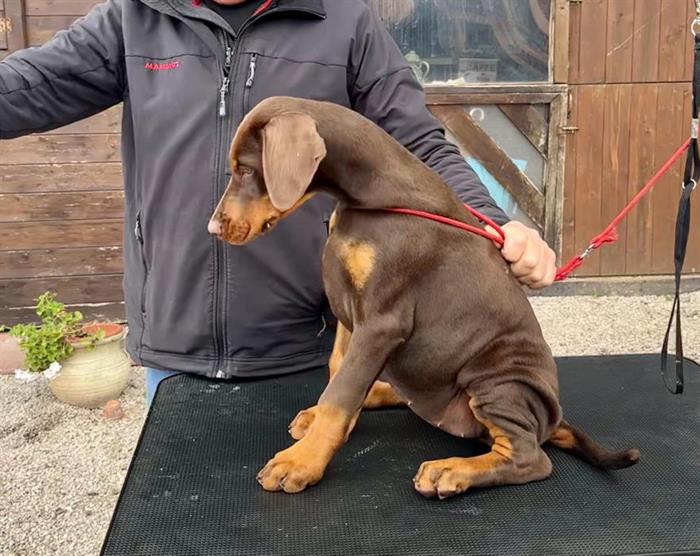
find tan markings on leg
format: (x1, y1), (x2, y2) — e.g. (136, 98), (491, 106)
(328, 209), (338, 233)
(329, 322), (351, 380)
(478, 419), (514, 461)
(289, 404), (360, 442)
(413, 395), (552, 499)
(549, 425), (575, 449)
(414, 452), (511, 499)
(338, 240), (375, 290)
(289, 323), (351, 441)
(258, 404), (350, 494)
(290, 323), (403, 440)
(363, 380), (405, 409)
(469, 398), (515, 460)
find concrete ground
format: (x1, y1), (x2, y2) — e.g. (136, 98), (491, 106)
(1, 292), (698, 556)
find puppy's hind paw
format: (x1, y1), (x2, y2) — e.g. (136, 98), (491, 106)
(413, 458), (471, 500)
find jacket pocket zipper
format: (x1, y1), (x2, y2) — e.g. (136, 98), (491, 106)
(245, 54), (257, 87)
(243, 53), (257, 114)
(135, 211), (149, 316)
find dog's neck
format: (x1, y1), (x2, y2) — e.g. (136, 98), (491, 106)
(242, 98), (472, 219)
(310, 108), (467, 218)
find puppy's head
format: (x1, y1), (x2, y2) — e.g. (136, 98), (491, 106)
(208, 111), (326, 245)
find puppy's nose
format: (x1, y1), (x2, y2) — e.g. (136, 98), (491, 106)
(208, 217), (223, 236)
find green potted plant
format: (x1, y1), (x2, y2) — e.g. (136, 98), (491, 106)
(6, 291), (131, 408)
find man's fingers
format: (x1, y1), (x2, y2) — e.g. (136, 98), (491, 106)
(524, 246), (557, 289)
(500, 226), (528, 263)
(510, 230), (543, 277)
(486, 221), (557, 289)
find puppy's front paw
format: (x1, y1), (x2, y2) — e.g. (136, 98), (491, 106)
(413, 458), (471, 500)
(288, 406), (317, 440)
(257, 446), (324, 494)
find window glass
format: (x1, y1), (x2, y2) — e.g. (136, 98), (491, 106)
(448, 126), (539, 229)
(468, 105), (545, 191)
(367, 0), (552, 85)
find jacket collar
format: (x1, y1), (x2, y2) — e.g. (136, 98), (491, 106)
(138, 0), (326, 64)
(153, 0), (326, 20)
(273, 0), (325, 18)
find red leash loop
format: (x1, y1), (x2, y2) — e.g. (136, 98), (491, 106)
(384, 206), (506, 244)
(384, 137), (690, 283)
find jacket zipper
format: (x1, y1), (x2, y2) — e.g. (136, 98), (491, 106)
(214, 24), (257, 376)
(213, 33), (233, 377)
(218, 44), (233, 117)
(212, 11), (281, 376)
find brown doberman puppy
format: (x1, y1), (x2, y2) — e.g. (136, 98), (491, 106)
(207, 96), (639, 499)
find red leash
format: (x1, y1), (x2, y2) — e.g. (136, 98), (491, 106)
(385, 204), (506, 244)
(385, 138), (691, 282)
(554, 138), (691, 281)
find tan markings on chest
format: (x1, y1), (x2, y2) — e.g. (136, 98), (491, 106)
(338, 240), (376, 290)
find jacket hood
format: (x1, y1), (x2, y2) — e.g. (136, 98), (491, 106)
(140, 0), (326, 20)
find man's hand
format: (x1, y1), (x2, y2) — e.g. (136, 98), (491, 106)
(485, 220), (556, 289)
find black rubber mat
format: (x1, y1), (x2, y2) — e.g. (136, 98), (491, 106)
(102, 354), (700, 556)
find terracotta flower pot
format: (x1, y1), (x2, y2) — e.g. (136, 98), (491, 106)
(0, 332), (26, 375)
(48, 323), (131, 409)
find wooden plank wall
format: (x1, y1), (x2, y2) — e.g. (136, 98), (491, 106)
(24, 0), (101, 45)
(0, 0), (8, 51)
(1, 0), (27, 61)
(0, 0), (124, 324)
(564, 0), (700, 276)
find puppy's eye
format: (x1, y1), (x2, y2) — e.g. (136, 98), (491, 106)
(262, 218), (277, 232)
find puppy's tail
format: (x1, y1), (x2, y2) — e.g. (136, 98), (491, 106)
(547, 421), (640, 470)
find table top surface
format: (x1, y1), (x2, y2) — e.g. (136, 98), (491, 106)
(102, 354), (700, 556)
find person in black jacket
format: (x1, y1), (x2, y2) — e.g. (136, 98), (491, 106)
(0, 0), (556, 405)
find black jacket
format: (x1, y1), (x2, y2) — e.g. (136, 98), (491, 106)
(0, 0), (508, 378)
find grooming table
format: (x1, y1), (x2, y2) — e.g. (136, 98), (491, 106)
(102, 355), (699, 556)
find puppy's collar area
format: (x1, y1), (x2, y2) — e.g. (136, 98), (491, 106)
(382, 204), (506, 245)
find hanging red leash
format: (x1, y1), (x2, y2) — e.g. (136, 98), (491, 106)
(385, 137), (691, 283)
(554, 138), (691, 281)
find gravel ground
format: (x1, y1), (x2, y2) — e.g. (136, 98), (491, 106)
(1, 292), (698, 556)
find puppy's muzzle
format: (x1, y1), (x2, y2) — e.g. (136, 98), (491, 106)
(208, 215), (251, 243)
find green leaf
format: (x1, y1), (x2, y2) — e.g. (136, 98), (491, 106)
(6, 290), (90, 372)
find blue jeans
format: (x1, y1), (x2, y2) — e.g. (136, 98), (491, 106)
(145, 368), (180, 408)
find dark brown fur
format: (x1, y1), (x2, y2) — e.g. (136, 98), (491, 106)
(209, 96), (639, 498)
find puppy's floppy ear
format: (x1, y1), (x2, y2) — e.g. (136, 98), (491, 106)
(261, 113), (326, 211)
